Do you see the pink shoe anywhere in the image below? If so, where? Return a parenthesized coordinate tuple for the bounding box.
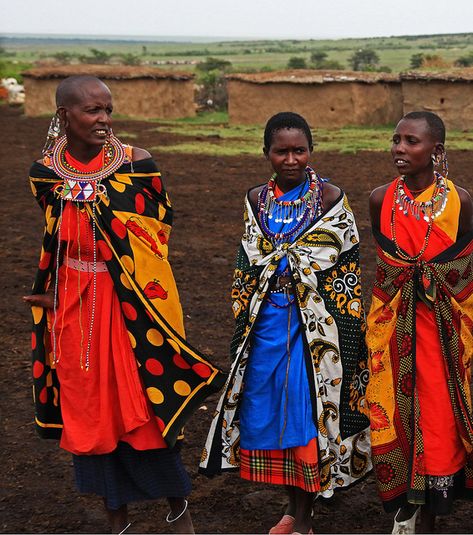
(269, 514, 295, 534)
(292, 531, 314, 535)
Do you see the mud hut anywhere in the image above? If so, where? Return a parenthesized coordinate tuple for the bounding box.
(401, 69, 473, 130)
(226, 70, 402, 127)
(22, 65, 195, 119)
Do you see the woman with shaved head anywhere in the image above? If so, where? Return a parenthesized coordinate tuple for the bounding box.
(366, 111, 473, 533)
(24, 75, 225, 533)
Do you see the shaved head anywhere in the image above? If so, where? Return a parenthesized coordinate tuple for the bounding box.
(402, 111, 446, 144)
(56, 75, 111, 108)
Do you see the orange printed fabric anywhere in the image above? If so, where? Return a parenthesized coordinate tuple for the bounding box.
(28, 156, 226, 448)
(366, 178, 473, 510)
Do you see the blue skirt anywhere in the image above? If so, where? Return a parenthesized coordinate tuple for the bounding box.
(239, 292, 317, 450)
(73, 441, 191, 510)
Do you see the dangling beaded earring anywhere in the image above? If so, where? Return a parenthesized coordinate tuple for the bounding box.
(441, 150, 449, 180)
(42, 113, 61, 157)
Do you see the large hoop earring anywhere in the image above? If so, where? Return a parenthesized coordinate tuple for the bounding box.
(42, 113, 61, 157)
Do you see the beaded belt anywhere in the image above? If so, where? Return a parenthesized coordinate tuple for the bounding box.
(65, 257, 108, 272)
(268, 275, 293, 293)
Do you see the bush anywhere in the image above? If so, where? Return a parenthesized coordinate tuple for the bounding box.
(196, 57, 232, 72)
(310, 51, 327, 65)
(348, 49, 380, 71)
(421, 54, 450, 68)
(410, 53, 425, 69)
(455, 52, 473, 67)
(287, 56, 307, 69)
(120, 53, 141, 66)
(195, 69, 228, 110)
(0, 60, 33, 82)
(79, 48, 111, 64)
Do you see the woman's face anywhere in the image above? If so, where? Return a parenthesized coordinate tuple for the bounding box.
(60, 81, 113, 151)
(391, 118, 442, 178)
(264, 128, 311, 187)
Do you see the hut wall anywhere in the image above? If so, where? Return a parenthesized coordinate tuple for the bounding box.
(228, 80, 403, 127)
(24, 78, 195, 119)
(402, 80, 473, 130)
(23, 78, 57, 116)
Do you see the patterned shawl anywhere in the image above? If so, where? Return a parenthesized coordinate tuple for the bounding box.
(28, 157, 226, 447)
(366, 229, 473, 508)
(200, 190, 371, 496)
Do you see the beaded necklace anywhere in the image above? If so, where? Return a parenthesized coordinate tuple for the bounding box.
(394, 172, 449, 222)
(52, 133, 126, 202)
(257, 166, 323, 245)
(50, 135, 126, 371)
(390, 173, 449, 262)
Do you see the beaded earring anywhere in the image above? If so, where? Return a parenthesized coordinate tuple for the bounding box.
(42, 113, 61, 157)
(441, 151, 449, 180)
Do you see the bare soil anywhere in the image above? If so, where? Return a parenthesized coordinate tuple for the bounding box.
(1, 105, 472, 534)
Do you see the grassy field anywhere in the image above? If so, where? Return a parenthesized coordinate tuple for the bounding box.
(114, 111, 473, 156)
(2, 32, 473, 78)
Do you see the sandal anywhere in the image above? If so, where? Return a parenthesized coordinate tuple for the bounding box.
(269, 514, 295, 534)
(392, 507, 419, 534)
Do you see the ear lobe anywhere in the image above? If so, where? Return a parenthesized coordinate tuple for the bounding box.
(56, 107, 68, 128)
(434, 142, 445, 156)
(263, 147, 269, 160)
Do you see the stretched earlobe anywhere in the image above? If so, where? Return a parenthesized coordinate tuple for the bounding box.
(42, 113, 61, 157)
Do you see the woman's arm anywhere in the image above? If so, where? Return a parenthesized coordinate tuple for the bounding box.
(457, 186, 473, 238)
(369, 184, 389, 232)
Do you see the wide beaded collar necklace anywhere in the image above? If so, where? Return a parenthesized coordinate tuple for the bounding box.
(51, 133, 126, 202)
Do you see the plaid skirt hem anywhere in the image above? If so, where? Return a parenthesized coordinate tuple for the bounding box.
(240, 444, 320, 493)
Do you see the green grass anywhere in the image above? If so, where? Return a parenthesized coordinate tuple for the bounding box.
(114, 131, 138, 139)
(4, 32, 473, 73)
(146, 114, 472, 155)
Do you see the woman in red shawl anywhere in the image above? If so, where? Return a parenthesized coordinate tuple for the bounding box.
(367, 111, 473, 534)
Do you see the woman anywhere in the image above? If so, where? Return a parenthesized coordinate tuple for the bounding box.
(366, 111, 473, 534)
(23, 75, 226, 534)
(200, 112, 371, 534)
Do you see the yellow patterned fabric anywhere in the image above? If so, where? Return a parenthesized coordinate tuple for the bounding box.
(28, 157, 226, 447)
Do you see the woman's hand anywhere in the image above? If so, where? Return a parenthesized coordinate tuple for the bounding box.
(23, 293, 55, 309)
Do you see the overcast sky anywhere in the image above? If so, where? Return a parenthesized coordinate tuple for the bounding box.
(2, 0, 473, 40)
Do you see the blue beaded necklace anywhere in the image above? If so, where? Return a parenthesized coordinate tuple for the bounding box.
(257, 166, 323, 245)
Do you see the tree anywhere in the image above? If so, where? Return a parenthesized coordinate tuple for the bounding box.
(310, 51, 327, 65)
(410, 53, 425, 69)
(287, 56, 307, 69)
(196, 57, 232, 72)
(348, 49, 380, 71)
(80, 48, 111, 64)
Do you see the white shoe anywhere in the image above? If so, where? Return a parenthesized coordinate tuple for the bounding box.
(392, 507, 419, 534)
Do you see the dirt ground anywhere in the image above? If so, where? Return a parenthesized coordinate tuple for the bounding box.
(1, 105, 472, 534)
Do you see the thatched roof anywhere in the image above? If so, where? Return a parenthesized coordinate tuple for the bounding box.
(22, 64, 194, 81)
(226, 69, 400, 84)
(401, 68, 473, 82)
